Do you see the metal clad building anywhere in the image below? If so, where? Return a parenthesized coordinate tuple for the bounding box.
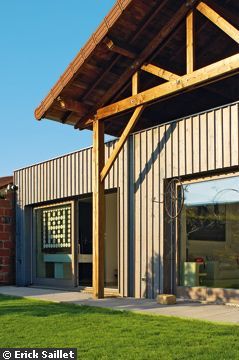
(15, 100, 239, 300)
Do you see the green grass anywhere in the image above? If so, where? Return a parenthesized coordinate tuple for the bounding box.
(0, 295, 238, 360)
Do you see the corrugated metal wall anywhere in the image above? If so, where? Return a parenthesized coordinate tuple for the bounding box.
(131, 100, 239, 298)
(14, 141, 129, 296)
(15, 100, 239, 298)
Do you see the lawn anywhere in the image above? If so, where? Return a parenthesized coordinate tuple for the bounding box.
(0, 295, 238, 360)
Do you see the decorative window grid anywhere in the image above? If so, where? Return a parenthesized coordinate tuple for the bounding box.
(42, 206, 71, 249)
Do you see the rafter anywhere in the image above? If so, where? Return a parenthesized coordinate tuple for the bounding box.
(75, 1, 198, 129)
(57, 97, 90, 114)
(104, 37, 136, 59)
(141, 64, 180, 81)
(94, 53, 239, 121)
(196, 1, 239, 44)
(64, 0, 169, 127)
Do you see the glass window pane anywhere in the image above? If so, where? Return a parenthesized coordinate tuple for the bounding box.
(179, 176, 239, 289)
(35, 204, 72, 280)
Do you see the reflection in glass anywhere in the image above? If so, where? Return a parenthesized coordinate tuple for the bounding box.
(35, 204, 72, 280)
(179, 177, 239, 289)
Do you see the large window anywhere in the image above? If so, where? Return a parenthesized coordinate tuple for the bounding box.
(35, 203, 72, 280)
(179, 176, 239, 289)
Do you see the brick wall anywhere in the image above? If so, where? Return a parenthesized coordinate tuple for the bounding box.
(0, 192, 15, 284)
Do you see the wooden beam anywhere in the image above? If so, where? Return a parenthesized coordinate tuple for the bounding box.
(75, 1, 197, 129)
(57, 97, 90, 114)
(92, 120, 105, 299)
(141, 64, 180, 81)
(186, 11, 194, 73)
(104, 37, 136, 59)
(101, 106, 144, 182)
(197, 1, 239, 43)
(94, 53, 239, 121)
(132, 71, 140, 95)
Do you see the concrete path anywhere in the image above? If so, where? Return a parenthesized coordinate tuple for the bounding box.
(0, 286, 238, 325)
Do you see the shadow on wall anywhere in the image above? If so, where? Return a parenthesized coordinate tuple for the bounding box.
(132, 123, 177, 299)
(134, 122, 177, 192)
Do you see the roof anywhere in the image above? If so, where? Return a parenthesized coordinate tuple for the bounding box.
(0, 176, 13, 189)
(35, 0, 239, 136)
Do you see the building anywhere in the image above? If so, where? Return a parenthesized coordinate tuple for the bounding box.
(16, 0, 239, 303)
(0, 176, 15, 285)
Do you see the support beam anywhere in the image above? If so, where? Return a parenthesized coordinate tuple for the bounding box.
(101, 106, 144, 182)
(104, 37, 136, 59)
(57, 97, 90, 114)
(186, 11, 195, 73)
(141, 64, 180, 81)
(92, 120, 105, 299)
(132, 71, 140, 95)
(75, 1, 197, 129)
(94, 53, 239, 121)
(197, 1, 239, 43)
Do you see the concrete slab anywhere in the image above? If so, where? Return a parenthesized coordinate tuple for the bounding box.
(0, 286, 238, 325)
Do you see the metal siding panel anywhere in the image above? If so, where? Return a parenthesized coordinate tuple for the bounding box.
(172, 122, 179, 177)
(178, 120, 186, 176)
(146, 129, 153, 298)
(140, 131, 147, 297)
(152, 127, 160, 297)
(222, 106, 231, 168)
(134, 132, 141, 298)
(159, 125, 165, 293)
(192, 115, 200, 173)
(118, 143, 124, 296)
(41, 163, 44, 202)
(165, 124, 172, 179)
(215, 108, 223, 169)
(43, 162, 47, 202)
(230, 104, 239, 166)
(84, 150, 88, 194)
(71, 153, 76, 196)
(200, 113, 208, 172)
(185, 118, 193, 174)
(75, 152, 79, 195)
(123, 143, 128, 296)
(207, 110, 215, 171)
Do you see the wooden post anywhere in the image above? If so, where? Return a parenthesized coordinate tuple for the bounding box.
(92, 119, 105, 299)
(186, 11, 194, 74)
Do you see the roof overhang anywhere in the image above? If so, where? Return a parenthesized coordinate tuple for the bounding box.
(35, 0, 239, 136)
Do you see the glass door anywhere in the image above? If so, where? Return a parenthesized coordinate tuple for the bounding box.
(33, 202, 74, 287)
(78, 199, 92, 286)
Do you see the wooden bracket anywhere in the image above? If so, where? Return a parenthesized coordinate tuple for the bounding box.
(197, 1, 239, 43)
(100, 105, 144, 182)
(141, 64, 180, 81)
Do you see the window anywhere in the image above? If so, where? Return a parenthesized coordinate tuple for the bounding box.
(35, 203, 72, 280)
(179, 176, 239, 289)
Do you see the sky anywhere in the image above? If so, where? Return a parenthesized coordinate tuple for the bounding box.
(0, 0, 115, 176)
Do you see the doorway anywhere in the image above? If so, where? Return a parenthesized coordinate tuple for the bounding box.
(78, 191, 118, 289)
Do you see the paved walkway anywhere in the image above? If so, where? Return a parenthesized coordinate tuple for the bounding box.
(0, 286, 238, 324)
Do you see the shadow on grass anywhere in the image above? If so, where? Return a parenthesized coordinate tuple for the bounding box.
(0, 294, 131, 318)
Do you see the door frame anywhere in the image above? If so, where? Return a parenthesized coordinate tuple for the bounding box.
(32, 200, 76, 288)
(76, 190, 119, 290)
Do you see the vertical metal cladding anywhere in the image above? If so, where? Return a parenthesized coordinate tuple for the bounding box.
(132, 101, 239, 299)
(14, 101, 239, 298)
(14, 141, 129, 296)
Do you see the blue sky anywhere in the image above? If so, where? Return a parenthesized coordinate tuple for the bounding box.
(0, 0, 115, 176)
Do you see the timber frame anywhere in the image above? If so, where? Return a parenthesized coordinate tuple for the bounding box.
(35, 0, 239, 298)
